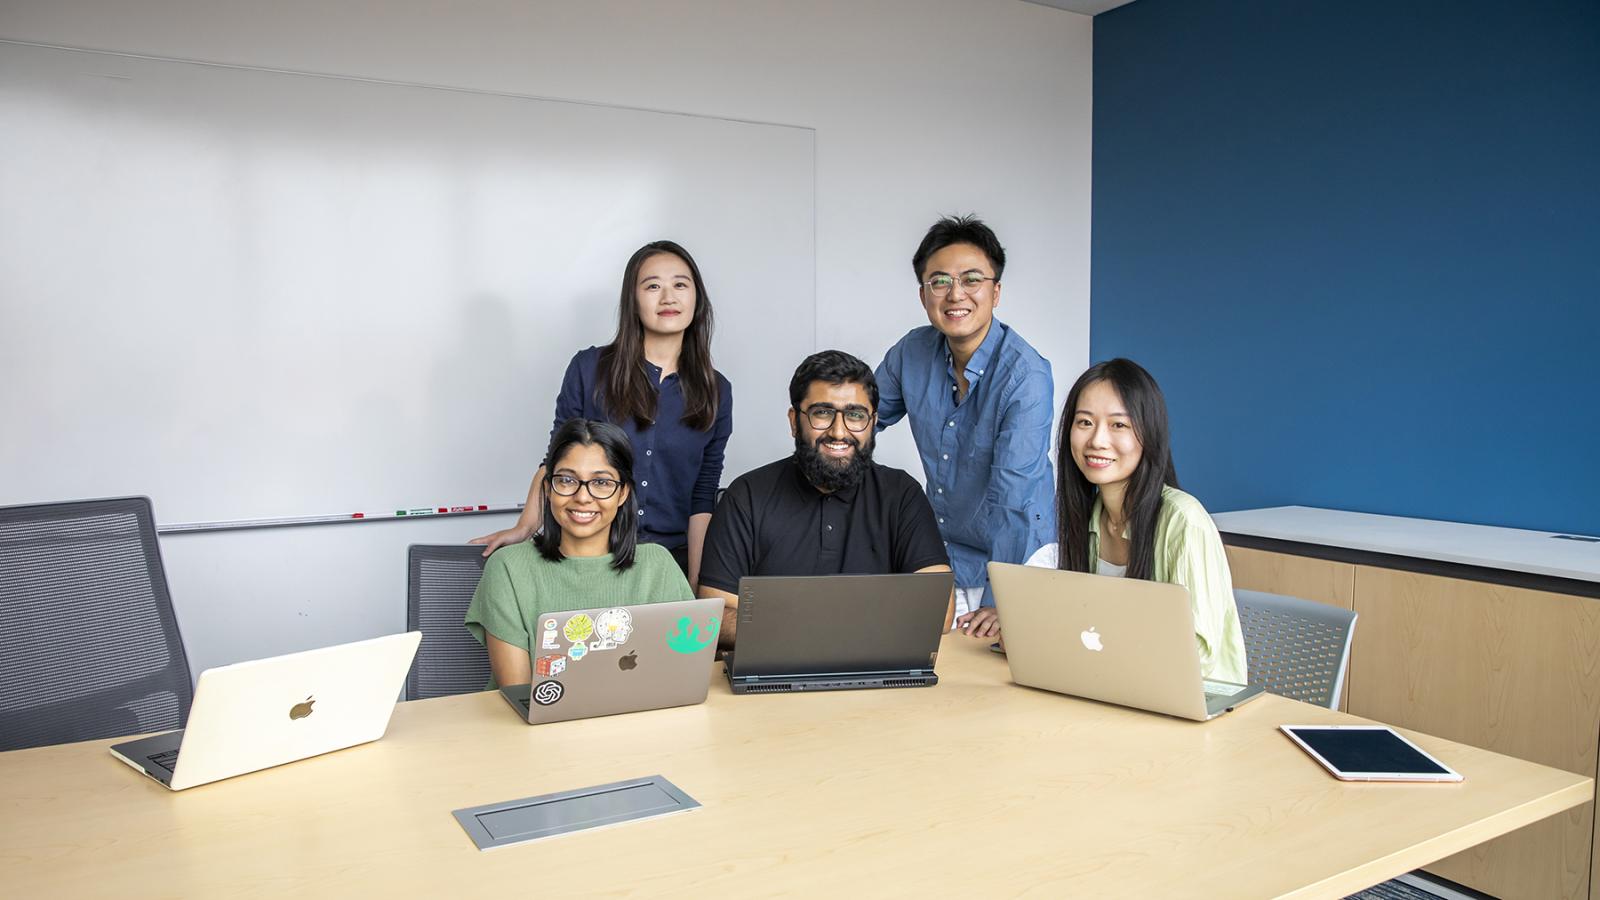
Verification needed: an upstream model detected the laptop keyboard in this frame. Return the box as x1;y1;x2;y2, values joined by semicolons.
1203;680;1247;698
147;750;179;773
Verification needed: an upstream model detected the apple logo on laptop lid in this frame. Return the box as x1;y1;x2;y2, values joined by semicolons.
289;695;315;720
1080;627;1104;652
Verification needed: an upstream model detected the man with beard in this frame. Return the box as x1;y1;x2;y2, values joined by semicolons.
697;350;952;648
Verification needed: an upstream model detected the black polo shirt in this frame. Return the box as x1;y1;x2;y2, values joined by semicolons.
698;456;950;593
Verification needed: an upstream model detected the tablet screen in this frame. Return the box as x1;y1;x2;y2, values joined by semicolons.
1286;726;1450;775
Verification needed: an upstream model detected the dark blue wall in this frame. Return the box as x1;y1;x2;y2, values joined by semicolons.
1091;0;1599;535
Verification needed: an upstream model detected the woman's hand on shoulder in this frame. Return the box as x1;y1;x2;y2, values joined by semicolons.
469;524;533;558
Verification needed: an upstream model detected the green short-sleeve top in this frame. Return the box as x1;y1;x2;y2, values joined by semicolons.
464;542;695;667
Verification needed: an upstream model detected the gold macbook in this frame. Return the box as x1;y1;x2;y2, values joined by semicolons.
110;632;421;790
988;562;1262;721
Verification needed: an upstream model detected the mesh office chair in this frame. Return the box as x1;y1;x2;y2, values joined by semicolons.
1235;589;1357;710
405;544;490;700
0;497;193;751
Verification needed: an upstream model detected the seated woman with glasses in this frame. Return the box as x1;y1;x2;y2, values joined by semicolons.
472;241;733;590
465;418;693;687
1023;359;1247;683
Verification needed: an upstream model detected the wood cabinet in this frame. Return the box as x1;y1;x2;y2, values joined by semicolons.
1223;540;1600;900
1350;567;1600;900
1225;545;1355;611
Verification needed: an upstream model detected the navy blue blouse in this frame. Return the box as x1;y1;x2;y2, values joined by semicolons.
551;346;734;549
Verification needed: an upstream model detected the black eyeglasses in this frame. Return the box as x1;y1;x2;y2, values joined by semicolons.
801;404;874;433
547;474;623;500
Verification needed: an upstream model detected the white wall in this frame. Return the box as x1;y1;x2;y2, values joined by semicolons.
0;0;1093;675
2;41;817;524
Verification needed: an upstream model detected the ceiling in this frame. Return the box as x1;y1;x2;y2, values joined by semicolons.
1018;0;1137;15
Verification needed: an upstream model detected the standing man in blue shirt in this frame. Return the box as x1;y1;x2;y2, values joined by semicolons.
875;215;1055;640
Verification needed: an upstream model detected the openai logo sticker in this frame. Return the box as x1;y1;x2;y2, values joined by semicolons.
532;680;565;706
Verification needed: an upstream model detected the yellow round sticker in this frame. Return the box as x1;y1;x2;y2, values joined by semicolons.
562;613;595;643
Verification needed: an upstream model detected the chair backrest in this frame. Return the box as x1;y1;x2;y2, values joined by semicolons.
0;497;193;751
1235;589;1357;710
405;544;490;700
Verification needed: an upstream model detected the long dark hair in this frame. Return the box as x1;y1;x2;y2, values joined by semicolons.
594;241;719;431
1055;359;1179;581
533;418;639;571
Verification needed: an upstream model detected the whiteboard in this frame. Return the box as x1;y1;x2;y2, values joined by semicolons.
0;42;815;524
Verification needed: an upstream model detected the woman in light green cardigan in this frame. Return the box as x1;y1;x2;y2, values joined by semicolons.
1025;359;1247;683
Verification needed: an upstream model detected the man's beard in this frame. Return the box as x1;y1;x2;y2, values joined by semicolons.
794;431;874;493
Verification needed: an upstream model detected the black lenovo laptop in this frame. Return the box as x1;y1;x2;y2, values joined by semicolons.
723;572;953;694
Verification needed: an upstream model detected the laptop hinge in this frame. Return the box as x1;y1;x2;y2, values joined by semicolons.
733;670;926;683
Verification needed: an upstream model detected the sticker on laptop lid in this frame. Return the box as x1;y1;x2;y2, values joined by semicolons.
532;680;565;706
667;616;719;654
595;608;634;645
534;654;567;677
540;618;561;650
567;642;588;661
562;613;594;643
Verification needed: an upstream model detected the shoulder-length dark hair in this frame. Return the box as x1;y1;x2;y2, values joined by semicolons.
594;240;719;431
533;418;639;571
1055;359;1180;581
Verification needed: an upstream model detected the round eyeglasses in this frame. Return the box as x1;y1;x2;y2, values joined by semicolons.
922;271;998;297
547;474;623;500
802;405;873;433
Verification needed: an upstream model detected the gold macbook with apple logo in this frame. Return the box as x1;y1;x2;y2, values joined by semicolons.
109;631;421;790
498;597;722;725
987;563;1262;721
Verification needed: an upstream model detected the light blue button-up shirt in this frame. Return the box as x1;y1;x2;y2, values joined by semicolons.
875;319;1056;603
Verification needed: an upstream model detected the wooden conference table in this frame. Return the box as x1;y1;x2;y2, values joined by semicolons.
1;637;1590;898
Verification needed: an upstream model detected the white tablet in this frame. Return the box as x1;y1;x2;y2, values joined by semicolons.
1281;725;1464;782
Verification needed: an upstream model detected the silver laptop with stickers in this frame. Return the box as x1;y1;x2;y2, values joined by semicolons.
499;597;723;724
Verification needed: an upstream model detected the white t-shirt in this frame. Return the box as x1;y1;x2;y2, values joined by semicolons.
1024;543;1126;578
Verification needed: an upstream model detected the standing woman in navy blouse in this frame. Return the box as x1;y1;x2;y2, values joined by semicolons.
473;241;733;589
